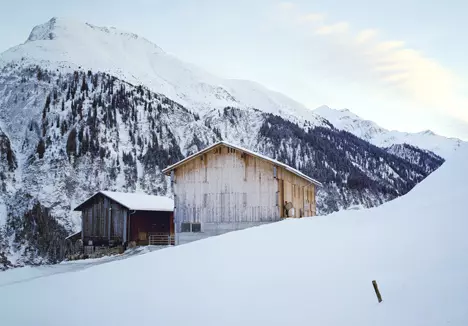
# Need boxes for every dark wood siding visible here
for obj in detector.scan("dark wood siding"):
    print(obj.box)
[129,211,173,244]
[81,194,126,245]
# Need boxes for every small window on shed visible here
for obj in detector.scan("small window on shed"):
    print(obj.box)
[181,222,191,232]
[273,166,277,178]
[191,223,201,232]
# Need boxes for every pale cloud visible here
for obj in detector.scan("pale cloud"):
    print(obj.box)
[277,2,295,10]
[372,40,405,53]
[272,2,468,125]
[315,22,349,35]
[355,29,378,44]
[298,13,325,24]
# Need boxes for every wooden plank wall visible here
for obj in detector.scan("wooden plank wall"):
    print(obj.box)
[277,167,316,218]
[173,144,317,233]
[174,145,280,230]
[81,194,125,243]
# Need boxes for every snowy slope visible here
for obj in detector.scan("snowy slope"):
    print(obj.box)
[0,17,326,125]
[0,143,466,325]
[314,105,464,158]
[386,143,444,173]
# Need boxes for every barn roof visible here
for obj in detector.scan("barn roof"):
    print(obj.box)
[162,141,322,186]
[73,191,174,212]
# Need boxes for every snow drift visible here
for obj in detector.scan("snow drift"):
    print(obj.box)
[0,144,466,325]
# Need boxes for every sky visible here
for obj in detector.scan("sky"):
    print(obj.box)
[0,0,467,140]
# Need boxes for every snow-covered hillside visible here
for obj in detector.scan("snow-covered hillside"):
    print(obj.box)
[0,17,327,125]
[314,105,464,158]
[0,144,466,326]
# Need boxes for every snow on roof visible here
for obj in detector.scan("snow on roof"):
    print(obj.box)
[74,191,174,212]
[162,141,322,186]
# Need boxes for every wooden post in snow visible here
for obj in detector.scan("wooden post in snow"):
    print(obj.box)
[372,280,383,303]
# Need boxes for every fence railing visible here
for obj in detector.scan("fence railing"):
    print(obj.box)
[148,233,175,246]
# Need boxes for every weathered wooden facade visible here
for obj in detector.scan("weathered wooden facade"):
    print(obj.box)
[73,191,174,247]
[162,141,321,244]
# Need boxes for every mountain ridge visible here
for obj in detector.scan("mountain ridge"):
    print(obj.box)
[314,105,463,158]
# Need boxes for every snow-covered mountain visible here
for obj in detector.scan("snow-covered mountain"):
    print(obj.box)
[314,105,463,158]
[0,18,445,267]
[1,17,327,126]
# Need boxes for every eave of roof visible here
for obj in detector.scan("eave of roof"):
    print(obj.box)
[162,141,322,186]
[65,230,82,240]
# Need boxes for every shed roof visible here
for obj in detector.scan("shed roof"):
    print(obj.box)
[73,191,174,212]
[65,230,81,240]
[162,141,322,186]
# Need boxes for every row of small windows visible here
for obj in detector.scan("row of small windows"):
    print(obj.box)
[181,222,201,233]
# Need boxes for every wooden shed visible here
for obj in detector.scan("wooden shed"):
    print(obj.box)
[162,141,321,245]
[73,191,174,247]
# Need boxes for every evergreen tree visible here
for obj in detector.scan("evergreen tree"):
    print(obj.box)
[66,128,77,158]
[36,139,46,159]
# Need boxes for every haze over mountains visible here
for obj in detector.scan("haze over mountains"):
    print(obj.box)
[0,17,463,267]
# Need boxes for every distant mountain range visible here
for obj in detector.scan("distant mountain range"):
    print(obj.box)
[0,17,461,268]
[314,105,463,158]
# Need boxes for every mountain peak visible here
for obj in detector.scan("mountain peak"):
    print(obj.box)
[314,105,354,116]
[27,17,59,42]
[1,17,328,124]
[26,17,162,51]
[314,105,361,121]
[418,129,436,136]
[315,105,332,111]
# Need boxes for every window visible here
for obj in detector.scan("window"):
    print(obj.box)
[181,222,191,232]
[191,223,201,232]
[273,166,277,178]
[181,222,201,232]
[275,191,279,206]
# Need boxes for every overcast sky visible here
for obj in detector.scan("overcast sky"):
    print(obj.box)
[1,0,467,139]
